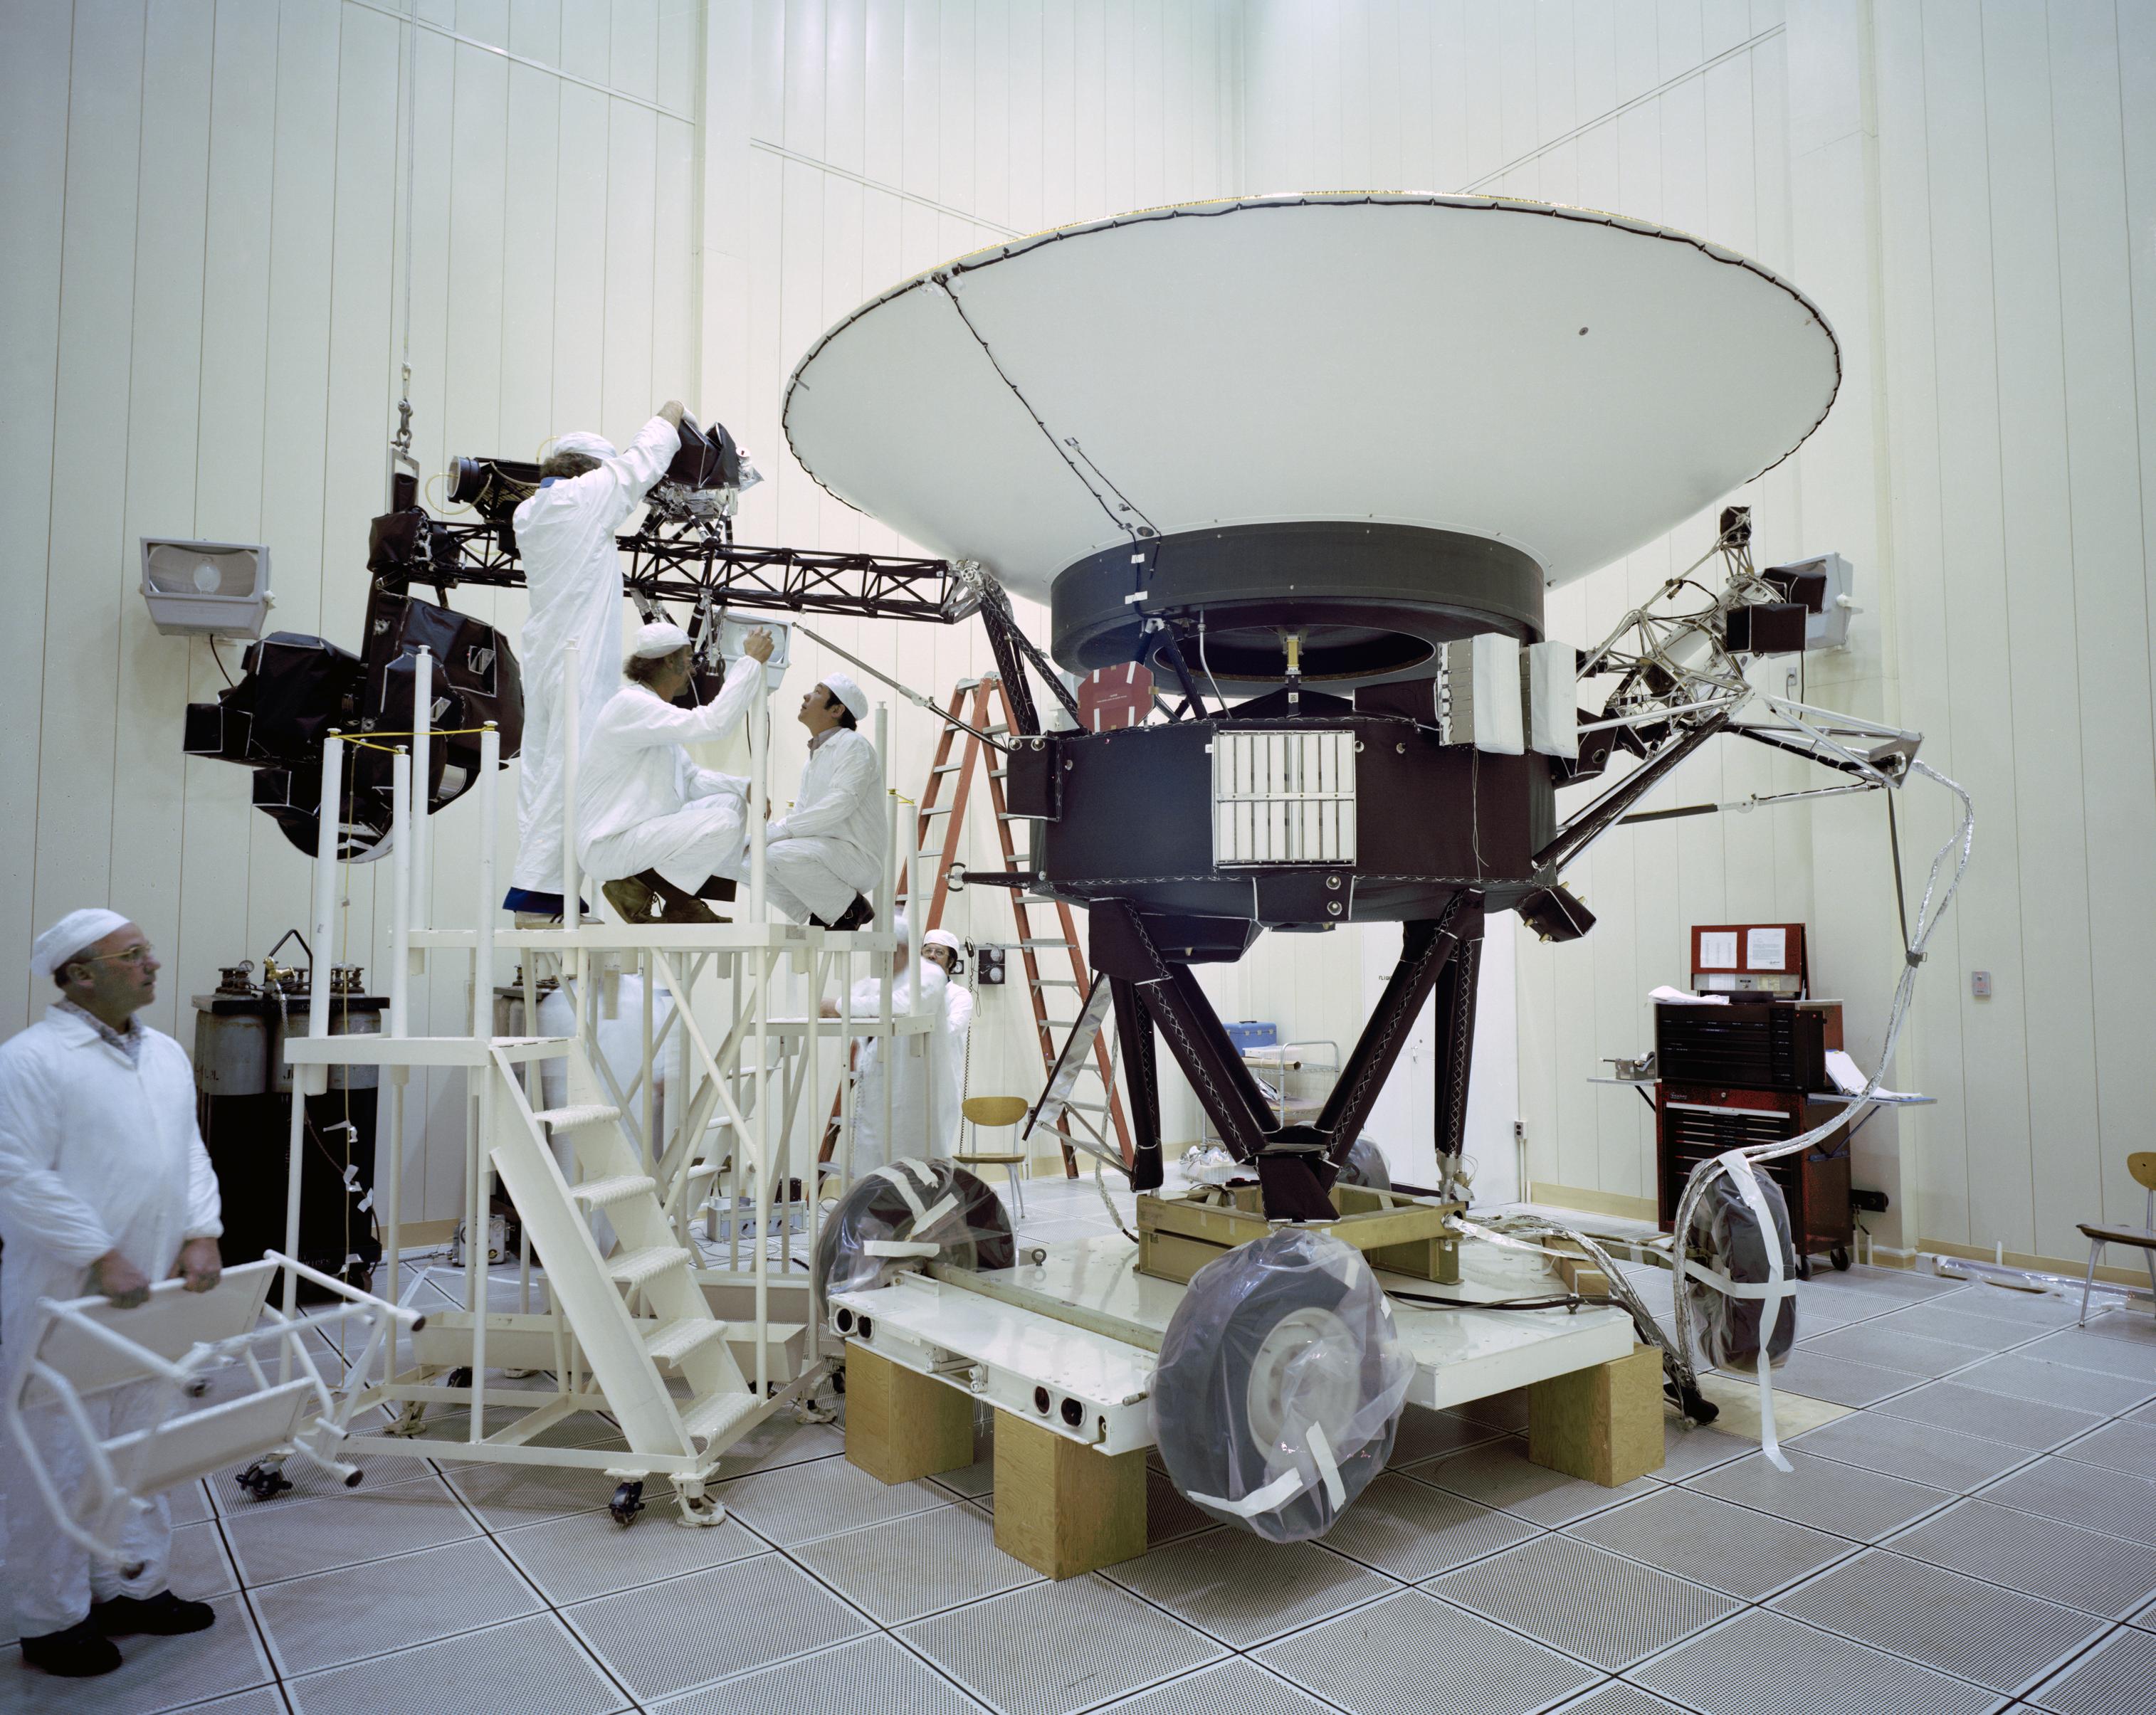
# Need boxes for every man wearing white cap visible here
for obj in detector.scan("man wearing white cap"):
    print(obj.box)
[578,621,776,923]
[0,912,224,1677]
[920,929,975,1156]
[715,672,885,928]
[505,400,686,920]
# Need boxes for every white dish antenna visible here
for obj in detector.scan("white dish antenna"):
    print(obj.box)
[784,194,1839,601]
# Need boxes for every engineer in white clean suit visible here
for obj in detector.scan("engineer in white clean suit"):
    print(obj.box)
[506,401,684,918]
[920,929,974,1156]
[0,911,224,1679]
[577,621,774,924]
[720,673,883,929]
[820,914,947,1175]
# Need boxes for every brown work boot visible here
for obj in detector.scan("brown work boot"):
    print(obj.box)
[602,875,657,923]
[811,894,875,931]
[643,871,724,924]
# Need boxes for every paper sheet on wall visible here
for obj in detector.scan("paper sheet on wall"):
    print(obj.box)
[1746,927,1787,970]
[1697,930,1738,968]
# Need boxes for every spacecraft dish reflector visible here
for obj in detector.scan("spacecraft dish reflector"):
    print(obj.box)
[782,194,1839,601]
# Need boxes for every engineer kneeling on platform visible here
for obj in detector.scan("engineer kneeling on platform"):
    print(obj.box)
[578,621,775,924]
[0,911,224,1679]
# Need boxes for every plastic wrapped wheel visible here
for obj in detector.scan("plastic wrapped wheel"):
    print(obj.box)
[1334,1136,1392,1191]
[814,1157,1015,1322]
[1153,1228,1413,1543]
[1683,1167,1799,1370]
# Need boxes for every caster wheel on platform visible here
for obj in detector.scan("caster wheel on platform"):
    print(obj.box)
[831,1366,846,1395]
[609,1481,646,1526]
[234,1462,293,1503]
[446,1367,473,1389]
[1830,1245,1852,1272]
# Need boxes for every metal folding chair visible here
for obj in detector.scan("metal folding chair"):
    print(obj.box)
[2078,1151,2156,1324]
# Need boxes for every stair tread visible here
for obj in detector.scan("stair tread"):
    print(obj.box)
[532,1102,621,1131]
[680,1388,762,1445]
[606,1245,693,1287]
[571,1174,655,1207]
[643,1316,729,1364]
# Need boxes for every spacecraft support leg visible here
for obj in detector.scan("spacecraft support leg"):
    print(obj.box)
[1432,933,1482,1181]
[1110,977,1164,1192]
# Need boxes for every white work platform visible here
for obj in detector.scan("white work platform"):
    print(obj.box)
[831,1231,1635,1458]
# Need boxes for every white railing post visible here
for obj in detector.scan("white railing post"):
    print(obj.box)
[876,705,895,934]
[560,642,582,931]
[468,722,500,1440]
[284,732,344,1342]
[749,676,768,923]
[389,749,411,1038]
[411,648,433,938]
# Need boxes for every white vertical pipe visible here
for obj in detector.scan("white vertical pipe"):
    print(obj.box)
[560,643,581,929]
[389,749,411,1038]
[284,732,345,1343]
[410,648,433,934]
[748,680,767,922]
[875,705,895,933]
[804,946,824,1363]
[469,723,500,1441]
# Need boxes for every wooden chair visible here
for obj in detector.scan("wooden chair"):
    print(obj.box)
[955,1095,1033,1220]
[2078,1151,2156,1324]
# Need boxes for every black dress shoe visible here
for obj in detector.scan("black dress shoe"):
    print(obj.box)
[811,894,875,931]
[91,1590,216,1637]
[20,1618,122,1677]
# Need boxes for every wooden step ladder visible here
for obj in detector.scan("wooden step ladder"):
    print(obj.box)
[898,675,1132,1176]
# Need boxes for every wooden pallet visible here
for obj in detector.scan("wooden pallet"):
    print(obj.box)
[1134,1183,1463,1286]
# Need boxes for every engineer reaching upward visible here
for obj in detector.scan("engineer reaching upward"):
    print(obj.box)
[505,401,684,919]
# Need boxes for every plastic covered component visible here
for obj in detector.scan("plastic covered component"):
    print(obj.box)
[1334,1136,1391,1191]
[1153,1228,1413,1543]
[1683,1166,1798,1369]
[814,1158,1014,1321]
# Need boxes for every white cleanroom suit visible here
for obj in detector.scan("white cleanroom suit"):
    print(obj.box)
[509,415,681,899]
[932,978,974,1157]
[841,960,947,1177]
[0,1006,224,1637]
[577,655,768,891]
[725,726,885,923]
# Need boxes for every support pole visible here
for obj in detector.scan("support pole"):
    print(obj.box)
[1431,934,1483,1186]
[1110,978,1162,1191]
[411,648,433,936]
[384,746,411,1378]
[285,732,345,1344]
[469,723,500,1442]
[748,671,767,924]
[560,643,581,931]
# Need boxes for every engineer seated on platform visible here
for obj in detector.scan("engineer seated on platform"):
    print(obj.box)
[577,621,774,924]
[713,673,884,929]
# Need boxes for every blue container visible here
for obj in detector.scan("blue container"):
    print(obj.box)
[1224,1020,1279,1053]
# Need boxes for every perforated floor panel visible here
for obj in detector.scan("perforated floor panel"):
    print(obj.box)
[1975,1455,2156,1546]
[1253,1588,1600,1715]
[2061,1416,2156,1479]
[1624,1609,2003,1715]
[713,1453,955,1546]
[282,1613,627,1715]
[1424,1534,1741,1669]
[1683,1448,1955,1541]
[790,1497,1043,1626]
[2024,1625,2156,1715]
[1950,1352,2156,1415]
[1315,1470,1540,1580]
[1103,1529,1397,1648]
[251,1535,545,1677]
[1083,1655,1345,1714]
[1884,1498,2156,1618]
[1871,1380,2107,1450]
[563,1553,873,1703]
[1799,1321,1992,1379]
[1769,1548,2106,1694]
[495,1504,769,1605]
[898,1573,1226,1715]
[1414,1435,1663,1527]
[642,1635,987,1715]
[1744,1346,1920,1407]
[1784,1407,2038,1492]
[1564,1486,1859,1600]
[6,1594,273,1715]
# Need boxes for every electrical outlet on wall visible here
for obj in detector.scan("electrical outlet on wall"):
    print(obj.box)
[1971,971,1992,999]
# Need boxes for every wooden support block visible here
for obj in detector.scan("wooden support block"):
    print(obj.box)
[992,1408,1147,1579]
[1547,1245,1611,1298]
[843,1343,974,1485]
[1526,1344,1666,1487]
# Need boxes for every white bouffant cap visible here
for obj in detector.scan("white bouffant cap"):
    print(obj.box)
[549,431,617,460]
[31,908,130,978]
[820,671,869,720]
[630,621,694,659]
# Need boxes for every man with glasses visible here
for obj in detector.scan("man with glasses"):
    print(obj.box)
[0,909,224,1677]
